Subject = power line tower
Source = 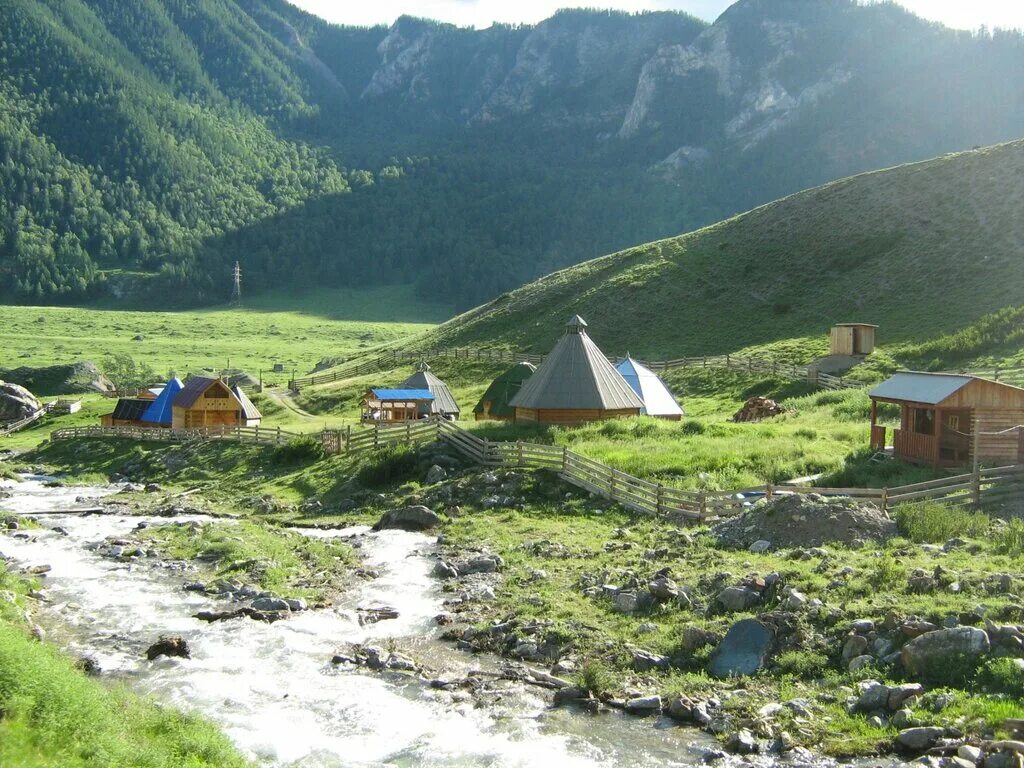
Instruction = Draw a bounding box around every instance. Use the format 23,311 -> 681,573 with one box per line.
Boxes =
229,261 -> 242,306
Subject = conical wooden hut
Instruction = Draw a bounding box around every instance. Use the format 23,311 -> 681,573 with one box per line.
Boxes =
509,315 -> 642,424
400,362 -> 460,420
474,362 -> 536,421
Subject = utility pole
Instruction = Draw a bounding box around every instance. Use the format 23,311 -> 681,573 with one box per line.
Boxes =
230,261 -> 242,307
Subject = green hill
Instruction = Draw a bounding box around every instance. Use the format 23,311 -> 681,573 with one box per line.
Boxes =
428,140 -> 1024,360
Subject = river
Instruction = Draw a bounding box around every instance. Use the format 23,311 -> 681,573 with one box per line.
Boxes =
0,475 -> 747,767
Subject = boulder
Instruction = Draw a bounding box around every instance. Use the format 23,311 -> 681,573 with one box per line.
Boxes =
624,695 -> 662,715
145,635 -> 190,661
901,627 -> 990,679
631,647 -> 669,672
648,575 -> 679,601
709,619 -> 775,678
613,591 -> 640,614
726,729 -> 759,754
0,381 -> 41,422
251,597 -> 291,612
715,586 -> 761,613
372,505 -> 443,532
425,465 -> 447,485
895,727 -> 945,753
748,540 -> 772,553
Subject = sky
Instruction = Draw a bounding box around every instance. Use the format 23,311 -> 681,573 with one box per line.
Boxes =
290,0 -> 1024,31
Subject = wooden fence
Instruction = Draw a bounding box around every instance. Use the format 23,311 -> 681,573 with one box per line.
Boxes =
0,409 -> 44,437
288,346 -> 861,392
47,417 -> 1024,524
50,424 -> 302,446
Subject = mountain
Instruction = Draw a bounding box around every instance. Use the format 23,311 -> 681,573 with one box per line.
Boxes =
426,140 -> 1024,358
1,0 -> 1022,308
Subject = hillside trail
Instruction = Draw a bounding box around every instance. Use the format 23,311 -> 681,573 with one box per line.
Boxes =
265,387 -> 318,420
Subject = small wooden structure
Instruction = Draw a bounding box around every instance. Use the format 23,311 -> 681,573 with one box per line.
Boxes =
48,399 -> 82,415
400,363 -> 460,420
361,388 -> 434,423
869,371 -> 1024,467
100,398 -> 151,427
171,376 -> 261,429
510,315 -> 643,424
830,323 -> 877,356
474,363 -> 536,421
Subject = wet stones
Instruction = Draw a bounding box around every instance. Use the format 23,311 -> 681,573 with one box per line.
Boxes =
146,635 -> 190,661
358,606 -> 400,625
624,695 -> 662,715
194,607 -> 285,623
331,644 -> 420,673
252,596 -> 291,612
895,726 -> 946,753
372,505 -> 443,532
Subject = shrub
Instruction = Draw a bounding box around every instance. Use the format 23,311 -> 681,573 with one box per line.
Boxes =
356,444 -> 420,488
632,420 -> 659,438
775,650 -> 830,678
271,436 -> 326,465
680,419 -> 706,436
993,519 -> 1024,557
867,557 -> 907,589
794,428 -> 818,440
577,659 -> 614,696
895,502 -> 990,543
980,658 -> 1024,695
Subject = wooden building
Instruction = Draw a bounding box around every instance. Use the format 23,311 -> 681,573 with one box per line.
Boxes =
100,398 -> 151,427
869,372 -> 1024,467
361,388 -> 434,423
830,323 -> 877,356
400,363 -> 460,420
473,362 -> 535,421
510,315 -> 643,424
171,376 -> 261,429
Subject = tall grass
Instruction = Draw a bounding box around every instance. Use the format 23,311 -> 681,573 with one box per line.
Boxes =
894,502 -> 990,543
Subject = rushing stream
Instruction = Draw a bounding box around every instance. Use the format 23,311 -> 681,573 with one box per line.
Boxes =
0,475 -> 744,767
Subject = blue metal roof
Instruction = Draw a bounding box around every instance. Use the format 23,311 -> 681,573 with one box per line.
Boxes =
141,378 -> 183,424
615,357 -> 684,417
370,388 -> 434,400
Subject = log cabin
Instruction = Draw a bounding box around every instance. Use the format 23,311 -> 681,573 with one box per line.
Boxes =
361,388 -> 434,423
510,315 -> 643,424
869,372 -> 1024,467
170,376 -> 261,429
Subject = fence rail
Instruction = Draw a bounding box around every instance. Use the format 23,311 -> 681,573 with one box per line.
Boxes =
288,346 -> 862,392
49,417 -> 1024,524
0,409 -> 44,437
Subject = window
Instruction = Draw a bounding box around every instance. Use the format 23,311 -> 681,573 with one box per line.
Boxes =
945,414 -> 960,432
913,408 -> 935,435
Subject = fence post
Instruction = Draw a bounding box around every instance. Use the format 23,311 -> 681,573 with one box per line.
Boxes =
972,461 -> 982,509
698,492 -> 707,523
608,466 -> 616,499
726,354 -> 730,369
881,488 -> 889,515
373,423 -> 379,449
276,427 -> 281,445
657,484 -> 664,516
345,425 -> 351,455
406,421 -> 411,445
517,440 -> 524,467
562,446 -> 569,473
254,425 -> 260,443
765,483 -> 774,502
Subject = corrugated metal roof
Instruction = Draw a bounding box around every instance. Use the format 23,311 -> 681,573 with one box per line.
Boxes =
231,385 -> 262,421
473,362 -> 536,417
400,365 -> 460,415
510,316 -> 644,411
141,378 -> 183,424
616,358 -> 684,418
371,388 -> 435,401
869,372 -> 973,404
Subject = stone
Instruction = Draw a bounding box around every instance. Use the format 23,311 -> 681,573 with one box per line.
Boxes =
888,683 -> 925,710
371,505 -> 443,532
891,709 -> 915,728
648,575 -> 679,601
984,752 -> 1022,768
251,597 -> 291,612
856,680 -> 892,712
709,619 -> 775,678
461,555 -> 500,574
848,654 -> 875,672
425,465 -> 447,485
680,626 -> 721,652
896,727 -> 946,753
666,696 -> 712,725
715,586 -> 761,613
726,729 -> 759,755
784,589 -> 808,609
843,633 -> 869,662
433,560 -> 459,579
749,540 -> 772,553
613,591 -> 639,614
852,619 -> 876,633
958,745 -> 983,763
902,627 -> 991,678
0,381 -> 42,421
284,598 -> 307,611
624,695 -> 662,715
553,686 -> 590,706
145,635 -> 190,661
631,647 -> 669,672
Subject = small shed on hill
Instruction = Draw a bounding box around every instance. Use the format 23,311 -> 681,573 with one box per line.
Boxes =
510,315 -> 643,424
474,362 -> 536,421
400,363 -> 460,420
101,398 -> 151,427
615,356 -> 684,420
361,388 -> 434,423
171,376 -> 262,429
831,323 -> 877,356
869,371 -> 1024,467
140,378 -> 183,428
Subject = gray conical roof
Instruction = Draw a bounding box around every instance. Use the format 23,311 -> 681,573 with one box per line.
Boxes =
510,317 -> 643,411
401,367 -> 460,415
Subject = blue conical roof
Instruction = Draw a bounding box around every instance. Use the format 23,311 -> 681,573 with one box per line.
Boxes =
615,357 -> 684,418
141,378 -> 183,425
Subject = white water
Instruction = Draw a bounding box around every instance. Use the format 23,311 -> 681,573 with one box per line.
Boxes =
0,476 -> 725,767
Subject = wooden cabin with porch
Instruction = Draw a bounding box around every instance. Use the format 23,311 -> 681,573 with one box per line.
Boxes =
869,372 -> 1024,467
171,376 -> 262,429
361,388 -> 434,423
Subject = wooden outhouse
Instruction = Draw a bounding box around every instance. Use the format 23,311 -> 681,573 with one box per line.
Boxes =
361,388 -> 434,423
869,372 -> 1024,467
171,376 -> 261,429
510,315 -> 643,424
830,323 -> 877,356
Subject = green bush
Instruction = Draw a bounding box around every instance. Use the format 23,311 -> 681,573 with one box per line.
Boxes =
577,659 -> 614,696
632,420 -> 659,438
775,650 -> 830,678
895,502 -> 989,543
993,519 -> 1024,556
867,557 -> 907,589
680,419 -> 706,436
271,436 -> 326,465
356,444 -> 421,488
981,658 -> 1024,695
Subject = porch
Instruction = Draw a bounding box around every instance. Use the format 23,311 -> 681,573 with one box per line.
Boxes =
870,399 -> 971,467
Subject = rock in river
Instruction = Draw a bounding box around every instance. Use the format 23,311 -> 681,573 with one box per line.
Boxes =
709,619 -> 775,678
372,505 -> 443,532
146,635 -> 190,661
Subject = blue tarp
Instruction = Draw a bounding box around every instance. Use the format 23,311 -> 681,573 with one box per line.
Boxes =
141,378 -> 183,424
370,388 -> 434,400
